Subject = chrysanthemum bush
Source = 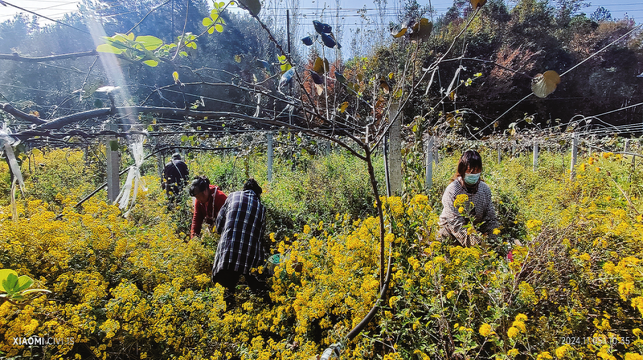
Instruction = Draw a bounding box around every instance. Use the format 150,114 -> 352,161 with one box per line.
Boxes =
1,145 -> 643,359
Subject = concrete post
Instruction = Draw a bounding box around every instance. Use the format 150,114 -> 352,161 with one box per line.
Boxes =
425,136 -> 434,192
570,132 -> 578,180
106,135 -> 120,202
533,142 -> 539,171
267,132 -> 273,182
388,103 -> 402,196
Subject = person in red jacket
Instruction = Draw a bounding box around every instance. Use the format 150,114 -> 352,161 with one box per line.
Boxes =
189,176 -> 227,239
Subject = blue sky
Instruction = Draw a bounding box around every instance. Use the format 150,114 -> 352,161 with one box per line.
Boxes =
0,0 -> 640,26
0,0 -> 640,59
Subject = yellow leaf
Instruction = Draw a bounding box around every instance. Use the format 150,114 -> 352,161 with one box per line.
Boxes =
313,57 -> 328,76
531,70 -> 561,98
339,102 -> 349,113
172,71 -> 179,83
391,27 -> 407,38
469,0 -> 487,9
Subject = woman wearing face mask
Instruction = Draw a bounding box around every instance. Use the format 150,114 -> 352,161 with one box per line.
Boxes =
438,150 -> 500,247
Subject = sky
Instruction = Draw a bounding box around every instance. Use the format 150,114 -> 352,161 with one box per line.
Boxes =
0,0 -> 641,26
0,0 -> 641,58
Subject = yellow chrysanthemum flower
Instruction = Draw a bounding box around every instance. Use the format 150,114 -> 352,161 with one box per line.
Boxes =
454,194 -> 469,207
479,323 -> 492,337
507,326 -> 520,338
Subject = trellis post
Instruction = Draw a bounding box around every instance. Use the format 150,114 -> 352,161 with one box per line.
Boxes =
388,103 -> 402,196
267,131 -> 273,183
157,151 -> 164,180
497,144 -> 501,164
425,136 -> 434,192
106,131 -> 120,202
533,142 -> 539,171
570,132 -> 578,180
383,134 -> 391,197
512,141 -> 516,157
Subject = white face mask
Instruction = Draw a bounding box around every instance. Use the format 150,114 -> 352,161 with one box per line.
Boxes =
464,172 -> 481,185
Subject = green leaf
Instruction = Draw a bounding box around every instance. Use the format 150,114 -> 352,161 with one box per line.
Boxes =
202,17 -> 213,27
181,135 -> 188,142
3,273 -> 18,294
135,35 -> 163,50
208,27 -> 215,34
96,44 -> 124,54
147,125 -> 154,131
179,51 -> 188,57
142,60 -> 158,67
215,24 -> 224,32
0,269 -> 18,292
111,33 -> 130,42
280,63 -> 292,72
14,275 -> 33,292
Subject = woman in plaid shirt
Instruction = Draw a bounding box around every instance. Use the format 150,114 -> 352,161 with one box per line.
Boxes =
438,150 -> 500,247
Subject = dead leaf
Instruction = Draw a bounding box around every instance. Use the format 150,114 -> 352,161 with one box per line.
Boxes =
409,18 -> 433,41
380,79 -> 390,94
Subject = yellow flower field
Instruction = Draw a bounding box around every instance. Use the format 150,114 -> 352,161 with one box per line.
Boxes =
1,145 -> 643,359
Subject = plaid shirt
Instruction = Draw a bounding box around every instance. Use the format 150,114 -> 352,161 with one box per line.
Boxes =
438,178 -> 499,246
213,190 -> 266,277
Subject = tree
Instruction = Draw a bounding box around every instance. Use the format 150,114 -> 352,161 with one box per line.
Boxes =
591,6 -> 613,23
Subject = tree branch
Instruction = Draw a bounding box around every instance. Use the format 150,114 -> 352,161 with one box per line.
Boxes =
0,103 -> 47,125
0,51 -> 98,63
